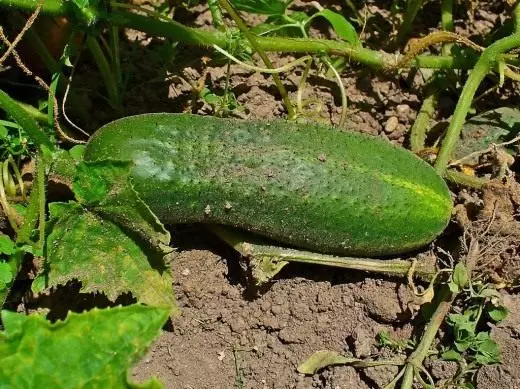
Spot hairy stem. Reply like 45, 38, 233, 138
0, 0, 491, 71
410, 90, 437, 152
0, 89, 54, 150
400, 286, 455, 389
441, 0, 454, 32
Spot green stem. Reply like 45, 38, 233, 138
0, 0, 485, 71
410, 90, 437, 152
109, 26, 122, 87
0, 89, 54, 150
1, 150, 47, 307
208, 0, 225, 31
441, 0, 454, 33
434, 33, 520, 175
218, 0, 295, 118
445, 169, 488, 189
399, 286, 456, 389
37, 151, 46, 250
17, 101, 48, 123
86, 36, 121, 108
210, 226, 436, 280
515, 2, 520, 34
396, 0, 424, 45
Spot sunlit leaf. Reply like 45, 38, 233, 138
488, 305, 508, 322
308, 9, 359, 45
0, 235, 15, 255
441, 349, 462, 361
0, 304, 168, 388
0, 261, 12, 290
35, 202, 177, 312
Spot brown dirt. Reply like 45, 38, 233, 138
131, 246, 415, 388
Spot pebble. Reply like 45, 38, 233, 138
384, 116, 399, 133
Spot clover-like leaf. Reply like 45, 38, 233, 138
0, 304, 168, 388
0, 261, 12, 290
0, 234, 15, 255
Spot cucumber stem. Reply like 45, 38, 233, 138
1, 0, 506, 71
435, 33, 520, 175
209, 226, 437, 283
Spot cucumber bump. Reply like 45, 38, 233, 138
84, 113, 452, 256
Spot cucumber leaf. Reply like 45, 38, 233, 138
0, 304, 168, 388
35, 161, 177, 313
456, 107, 520, 164
73, 161, 170, 249
34, 202, 177, 312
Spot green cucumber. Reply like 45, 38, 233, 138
84, 113, 452, 256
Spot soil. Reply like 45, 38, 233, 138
3, 0, 520, 388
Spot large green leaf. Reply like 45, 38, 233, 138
34, 202, 177, 312
0, 304, 168, 388
73, 161, 170, 248
456, 107, 520, 163
35, 160, 177, 311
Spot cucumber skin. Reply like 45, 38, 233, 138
84, 113, 452, 256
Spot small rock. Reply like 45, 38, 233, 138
318, 154, 327, 162
425, 358, 458, 380
364, 365, 399, 388
181, 268, 190, 276
230, 317, 247, 333
262, 316, 281, 330
350, 327, 373, 358
396, 104, 410, 118
271, 305, 282, 316
384, 116, 399, 133
278, 328, 302, 344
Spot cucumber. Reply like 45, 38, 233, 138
84, 113, 452, 256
